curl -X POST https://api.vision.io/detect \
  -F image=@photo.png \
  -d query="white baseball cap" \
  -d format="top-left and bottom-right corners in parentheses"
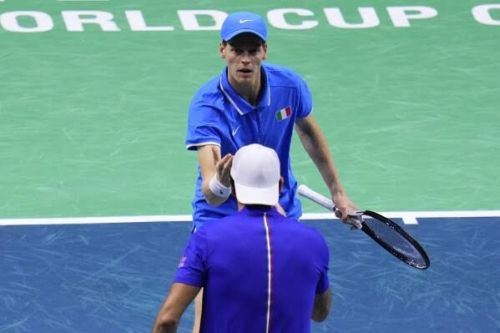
top-left (230, 144), bottom-right (280, 206)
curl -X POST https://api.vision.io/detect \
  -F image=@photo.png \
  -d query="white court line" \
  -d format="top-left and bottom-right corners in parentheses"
top-left (0, 215), bottom-right (191, 226)
top-left (56, 0), bottom-right (110, 2)
top-left (1, 211), bottom-right (500, 226)
top-left (303, 211), bottom-right (500, 225)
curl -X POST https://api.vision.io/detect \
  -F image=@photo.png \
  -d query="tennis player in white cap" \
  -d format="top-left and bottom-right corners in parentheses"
top-left (152, 144), bottom-right (332, 333)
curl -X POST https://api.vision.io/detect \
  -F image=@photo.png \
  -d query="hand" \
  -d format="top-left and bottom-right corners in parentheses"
top-left (276, 202), bottom-right (286, 216)
top-left (212, 147), bottom-right (233, 187)
top-left (332, 192), bottom-right (362, 230)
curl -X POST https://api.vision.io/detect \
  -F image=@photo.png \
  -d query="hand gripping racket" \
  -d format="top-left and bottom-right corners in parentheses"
top-left (298, 185), bottom-right (430, 270)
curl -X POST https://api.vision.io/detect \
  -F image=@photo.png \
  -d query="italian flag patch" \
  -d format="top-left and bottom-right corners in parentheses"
top-left (276, 106), bottom-right (292, 121)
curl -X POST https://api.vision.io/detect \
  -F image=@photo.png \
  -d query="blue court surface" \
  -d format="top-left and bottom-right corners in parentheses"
top-left (1, 215), bottom-right (499, 333)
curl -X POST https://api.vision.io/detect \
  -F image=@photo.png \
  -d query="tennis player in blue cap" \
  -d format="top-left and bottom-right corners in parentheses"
top-left (185, 10), bottom-right (358, 332)
top-left (186, 11), bottom-right (358, 238)
top-left (152, 144), bottom-right (332, 333)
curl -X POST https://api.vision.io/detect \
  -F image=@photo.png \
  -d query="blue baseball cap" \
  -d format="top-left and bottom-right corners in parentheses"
top-left (220, 12), bottom-right (267, 42)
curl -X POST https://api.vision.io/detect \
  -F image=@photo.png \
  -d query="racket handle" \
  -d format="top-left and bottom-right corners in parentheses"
top-left (297, 184), bottom-right (336, 211)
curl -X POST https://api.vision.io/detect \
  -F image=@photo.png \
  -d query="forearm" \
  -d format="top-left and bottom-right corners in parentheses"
top-left (202, 175), bottom-right (231, 206)
top-left (152, 300), bottom-right (181, 333)
top-left (296, 118), bottom-right (345, 195)
top-left (152, 284), bottom-right (200, 333)
top-left (197, 145), bottom-right (233, 206)
top-left (152, 315), bottom-right (178, 333)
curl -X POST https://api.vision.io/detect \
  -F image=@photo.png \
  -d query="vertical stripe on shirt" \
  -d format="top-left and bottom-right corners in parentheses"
top-left (263, 212), bottom-right (272, 333)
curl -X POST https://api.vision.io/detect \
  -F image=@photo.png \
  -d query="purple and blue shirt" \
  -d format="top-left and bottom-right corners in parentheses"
top-left (175, 207), bottom-right (330, 333)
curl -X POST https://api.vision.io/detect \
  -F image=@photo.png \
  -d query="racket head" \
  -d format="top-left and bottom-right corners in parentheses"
top-left (360, 210), bottom-right (430, 270)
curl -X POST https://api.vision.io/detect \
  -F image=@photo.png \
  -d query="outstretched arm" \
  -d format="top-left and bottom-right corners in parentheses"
top-left (295, 115), bottom-right (357, 220)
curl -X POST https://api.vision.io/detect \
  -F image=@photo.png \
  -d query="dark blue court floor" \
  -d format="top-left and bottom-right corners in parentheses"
top-left (1, 217), bottom-right (499, 333)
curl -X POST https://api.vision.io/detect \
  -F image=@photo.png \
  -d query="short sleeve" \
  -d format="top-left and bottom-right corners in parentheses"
top-left (185, 90), bottom-right (223, 151)
top-left (296, 76), bottom-right (313, 119)
top-left (315, 235), bottom-right (330, 294)
top-left (174, 227), bottom-right (208, 287)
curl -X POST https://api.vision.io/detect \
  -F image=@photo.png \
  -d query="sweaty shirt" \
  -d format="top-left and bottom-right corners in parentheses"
top-left (175, 207), bottom-right (330, 333)
top-left (185, 63), bottom-right (313, 227)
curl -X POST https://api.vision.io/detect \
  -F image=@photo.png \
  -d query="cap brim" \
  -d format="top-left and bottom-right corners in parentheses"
top-left (234, 182), bottom-right (279, 206)
top-left (223, 29), bottom-right (266, 42)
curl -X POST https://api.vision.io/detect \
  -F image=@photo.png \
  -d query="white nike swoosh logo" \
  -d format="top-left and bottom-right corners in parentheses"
top-left (232, 126), bottom-right (240, 136)
top-left (239, 19), bottom-right (254, 24)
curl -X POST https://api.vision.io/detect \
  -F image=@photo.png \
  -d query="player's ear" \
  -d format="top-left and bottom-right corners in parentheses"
top-left (262, 43), bottom-right (268, 60)
top-left (220, 42), bottom-right (226, 59)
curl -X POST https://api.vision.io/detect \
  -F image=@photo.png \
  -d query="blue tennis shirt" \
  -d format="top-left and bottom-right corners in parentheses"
top-left (186, 63), bottom-right (313, 227)
top-left (175, 207), bottom-right (330, 333)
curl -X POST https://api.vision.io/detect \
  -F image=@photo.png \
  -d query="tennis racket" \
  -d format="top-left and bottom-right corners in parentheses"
top-left (298, 185), bottom-right (430, 270)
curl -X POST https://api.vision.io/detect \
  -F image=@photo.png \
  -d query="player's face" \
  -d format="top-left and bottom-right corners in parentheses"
top-left (220, 34), bottom-right (267, 87)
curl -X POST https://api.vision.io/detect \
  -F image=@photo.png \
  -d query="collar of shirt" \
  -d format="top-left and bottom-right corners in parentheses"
top-left (219, 65), bottom-right (271, 116)
top-left (240, 206), bottom-right (281, 218)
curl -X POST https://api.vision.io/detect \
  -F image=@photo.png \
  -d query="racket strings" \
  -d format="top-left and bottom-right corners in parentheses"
top-left (363, 218), bottom-right (428, 269)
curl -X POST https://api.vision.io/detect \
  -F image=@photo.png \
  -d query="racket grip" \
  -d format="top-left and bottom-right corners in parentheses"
top-left (297, 184), bottom-right (335, 211)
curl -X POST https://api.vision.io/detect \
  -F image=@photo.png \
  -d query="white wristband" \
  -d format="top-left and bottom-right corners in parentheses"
top-left (209, 175), bottom-right (231, 199)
